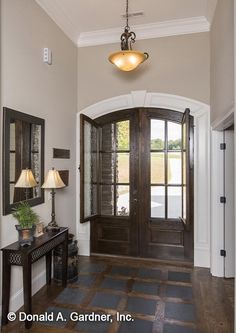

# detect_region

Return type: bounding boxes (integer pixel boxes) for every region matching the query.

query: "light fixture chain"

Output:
[126,0,129,29]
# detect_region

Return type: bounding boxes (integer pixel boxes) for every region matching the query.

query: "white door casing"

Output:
[211,107,234,277]
[224,128,235,278]
[76,91,210,268]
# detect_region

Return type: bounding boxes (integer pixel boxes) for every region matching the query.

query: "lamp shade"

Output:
[108,50,149,72]
[42,169,65,189]
[15,169,37,188]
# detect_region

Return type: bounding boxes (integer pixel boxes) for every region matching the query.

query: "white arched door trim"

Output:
[76,91,210,268]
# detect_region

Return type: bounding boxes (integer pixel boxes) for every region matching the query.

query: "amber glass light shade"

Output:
[108,50,149,71]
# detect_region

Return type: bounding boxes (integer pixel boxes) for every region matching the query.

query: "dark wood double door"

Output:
[80,108,193,261]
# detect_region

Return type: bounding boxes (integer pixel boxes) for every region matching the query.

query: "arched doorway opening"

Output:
[77,92,210,268]
[80,107,193,261]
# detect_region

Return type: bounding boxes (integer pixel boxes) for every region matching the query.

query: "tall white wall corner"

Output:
[194,108,211,268]
[210,130,225,276]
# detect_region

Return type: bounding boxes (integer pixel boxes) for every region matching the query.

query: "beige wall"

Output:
[0,0,77,310]
[77,33,210,111]
[210,0,234,124]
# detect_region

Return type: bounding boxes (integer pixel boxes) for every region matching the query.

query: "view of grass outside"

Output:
[117,151,182,184]
[151,153,181,184]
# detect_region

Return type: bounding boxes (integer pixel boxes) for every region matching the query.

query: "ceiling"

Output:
[35,0,217,47]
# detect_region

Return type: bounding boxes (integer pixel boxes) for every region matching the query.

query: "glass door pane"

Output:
[117,185,130,216]
[101,153,115,183]
[168,152,182,184]
[117,153,130,183]
[168,122,182,150]
[151,186,165,218]
[168,187,182,218]
[151,120,165,150]
[101,185,114,215]
[151,153,165,184]
[116,120,130,150]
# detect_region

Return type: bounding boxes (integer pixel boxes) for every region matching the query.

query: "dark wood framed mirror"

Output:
[2,107,45,215]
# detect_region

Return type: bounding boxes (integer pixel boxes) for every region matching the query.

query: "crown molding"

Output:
[35,0,210,48]
[78,16,210,47]
[211,103,234,130]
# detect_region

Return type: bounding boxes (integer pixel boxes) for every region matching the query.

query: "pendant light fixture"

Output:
[108,0,149,71]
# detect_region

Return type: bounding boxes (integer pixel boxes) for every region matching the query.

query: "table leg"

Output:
[23,256,32,329]
[1,252,11,326]
[46,251,52,285]
[61,232,68,287]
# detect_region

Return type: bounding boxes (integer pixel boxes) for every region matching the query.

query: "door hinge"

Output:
[220,249,226,257]
[220,143,226,150]
[220,196,226,203]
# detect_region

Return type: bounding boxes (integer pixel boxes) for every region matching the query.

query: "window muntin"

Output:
[150,119,185,220]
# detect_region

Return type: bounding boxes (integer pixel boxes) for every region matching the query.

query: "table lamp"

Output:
[15,169,37,200]
[42,168,65,230]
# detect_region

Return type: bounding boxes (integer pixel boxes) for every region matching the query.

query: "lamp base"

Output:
[46,220,60,232]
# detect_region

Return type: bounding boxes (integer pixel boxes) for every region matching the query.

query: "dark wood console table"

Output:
[1,227,68,329]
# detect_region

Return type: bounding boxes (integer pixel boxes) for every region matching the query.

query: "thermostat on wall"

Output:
[43,47,52,65]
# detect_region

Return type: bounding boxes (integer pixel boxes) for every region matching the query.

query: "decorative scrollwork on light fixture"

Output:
[108,0,149,72]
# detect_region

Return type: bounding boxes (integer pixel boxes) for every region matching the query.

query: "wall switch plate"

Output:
[43,48,52,65]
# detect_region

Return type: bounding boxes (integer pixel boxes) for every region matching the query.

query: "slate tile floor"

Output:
[2,256,233,333]
[39,257,201,333]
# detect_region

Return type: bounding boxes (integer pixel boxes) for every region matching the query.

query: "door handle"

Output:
[134,199,138,202]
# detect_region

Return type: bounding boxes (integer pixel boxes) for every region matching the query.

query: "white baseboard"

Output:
[194,246,210,267]
[4,270,46,315]
[78,238,90,256]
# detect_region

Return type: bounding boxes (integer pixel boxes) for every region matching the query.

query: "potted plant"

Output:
[12,202,39,246]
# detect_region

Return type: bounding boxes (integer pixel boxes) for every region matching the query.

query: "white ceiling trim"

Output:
[78,16,210,47]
